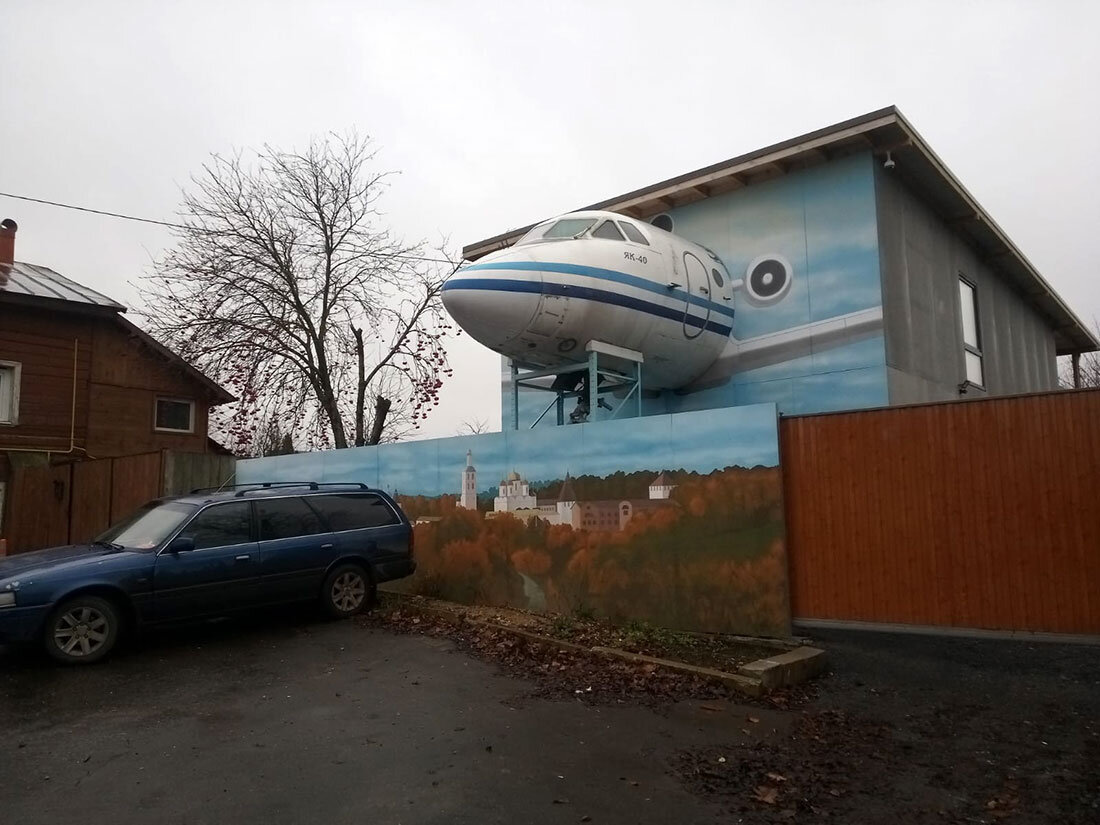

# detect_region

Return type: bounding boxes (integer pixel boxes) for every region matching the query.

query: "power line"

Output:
[0,190,458,265]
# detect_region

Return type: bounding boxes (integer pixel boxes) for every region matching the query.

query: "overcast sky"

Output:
[4,0,1098,438]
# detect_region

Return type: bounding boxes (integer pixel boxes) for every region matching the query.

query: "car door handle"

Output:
[235,554,251,562]
[320,543,334,550]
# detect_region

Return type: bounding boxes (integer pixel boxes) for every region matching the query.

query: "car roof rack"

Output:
[188,481,371,495]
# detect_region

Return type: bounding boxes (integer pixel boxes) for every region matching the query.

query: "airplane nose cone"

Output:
[442,263,542,351]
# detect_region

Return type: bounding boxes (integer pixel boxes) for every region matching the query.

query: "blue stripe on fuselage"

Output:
[442,277,733,337]
[458,260,737,321]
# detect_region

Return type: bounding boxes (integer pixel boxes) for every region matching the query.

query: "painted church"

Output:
[457,450,677,532]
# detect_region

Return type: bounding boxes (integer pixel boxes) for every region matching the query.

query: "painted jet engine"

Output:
[441,210,883,392]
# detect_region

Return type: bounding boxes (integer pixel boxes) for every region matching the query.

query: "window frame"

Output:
[154,396,196,434]
[0,360,22,426]
[305,492,402,533]
[957,276,985,388]
[255,495,326,541]
[166,500,255,552]
[617,221,650,246]
[591,220,625,241]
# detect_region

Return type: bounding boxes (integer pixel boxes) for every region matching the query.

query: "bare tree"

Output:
[456,417,491,435]
[140,134,456,453]
[1058,320,1100,389]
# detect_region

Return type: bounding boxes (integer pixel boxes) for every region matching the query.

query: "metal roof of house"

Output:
[1,261,126,311]
[463,106,1097,355]
[0,259,234,404]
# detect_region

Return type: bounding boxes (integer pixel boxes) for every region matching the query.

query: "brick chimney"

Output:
[0,218,16,287]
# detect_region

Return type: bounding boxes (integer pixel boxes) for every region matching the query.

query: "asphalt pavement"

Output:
[0,613,776,825]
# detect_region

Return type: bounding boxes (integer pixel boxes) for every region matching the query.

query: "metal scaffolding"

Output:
[510,341,644,429]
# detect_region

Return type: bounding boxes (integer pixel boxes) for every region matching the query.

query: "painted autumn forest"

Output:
[391,465,789,636]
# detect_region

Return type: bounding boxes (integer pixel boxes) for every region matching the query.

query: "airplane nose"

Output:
[442,264,543,350]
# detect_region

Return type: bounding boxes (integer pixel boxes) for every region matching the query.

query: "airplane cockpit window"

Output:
[542,218,598,239]
[711,268,725,288]
[516,221,554,245]
[618,222,650,245]
[591,221,625,241]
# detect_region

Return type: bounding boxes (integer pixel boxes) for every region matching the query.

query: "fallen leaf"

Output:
[766,772,787,783]
[748,716,760,724]
[753,786,779,805]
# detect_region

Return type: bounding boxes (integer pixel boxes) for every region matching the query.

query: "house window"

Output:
[958,278,984,387]
[155,397,195,433]
[0,361,20,425]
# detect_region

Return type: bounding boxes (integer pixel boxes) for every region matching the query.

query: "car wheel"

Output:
[45,595,121,665]
[322,564,373,619]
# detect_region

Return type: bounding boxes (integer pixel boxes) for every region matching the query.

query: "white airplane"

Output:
[442,209,882,404]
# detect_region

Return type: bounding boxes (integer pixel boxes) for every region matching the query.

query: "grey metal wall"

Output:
[874,167,1058,404]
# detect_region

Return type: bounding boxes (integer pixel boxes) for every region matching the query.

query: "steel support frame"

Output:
[510,351,643,429]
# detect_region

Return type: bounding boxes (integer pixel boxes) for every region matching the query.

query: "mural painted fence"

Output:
[781,388,1100,635]
[239,404,791,637]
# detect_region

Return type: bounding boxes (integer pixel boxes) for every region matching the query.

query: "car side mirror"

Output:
[167,536,195,554]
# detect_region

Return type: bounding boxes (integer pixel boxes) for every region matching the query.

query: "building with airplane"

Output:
[449,107,1097,426]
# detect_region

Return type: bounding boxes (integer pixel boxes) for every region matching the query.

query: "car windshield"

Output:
[95,501,198,550]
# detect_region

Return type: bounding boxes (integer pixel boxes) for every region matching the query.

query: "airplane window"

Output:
[711,268,725,287]
[516,221,554,245]
[591,221,625,241]
[618,222,650,245]
[543,218,598,239]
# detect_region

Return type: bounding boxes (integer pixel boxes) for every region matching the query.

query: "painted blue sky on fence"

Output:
[239,403,779,499]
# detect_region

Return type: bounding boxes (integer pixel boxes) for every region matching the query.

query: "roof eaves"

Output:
[462,107,902,259]
[889,110,1099,353]
[115,316,236,404]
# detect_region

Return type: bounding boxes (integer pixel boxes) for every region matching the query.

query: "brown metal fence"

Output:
[3,451,235,554]
[780,388,1100,635]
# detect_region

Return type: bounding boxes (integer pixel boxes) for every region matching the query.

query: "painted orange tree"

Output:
[392,466,788,635]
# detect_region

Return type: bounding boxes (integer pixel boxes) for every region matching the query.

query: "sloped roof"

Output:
[2,261,126,310]
[650,472,671,487]
[463,106,1096,355]
[0,259,233,404]
[557,474,577,502]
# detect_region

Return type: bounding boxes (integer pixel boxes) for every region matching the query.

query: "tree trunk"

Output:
[354,327,367,446]
[368,396,391,445]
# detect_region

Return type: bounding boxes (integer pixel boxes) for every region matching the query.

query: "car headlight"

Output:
[0,592,15,608]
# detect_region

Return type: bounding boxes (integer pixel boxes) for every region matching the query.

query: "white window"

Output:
[958,278,984,387]
[155,397,195,433]
[0,361,21,425]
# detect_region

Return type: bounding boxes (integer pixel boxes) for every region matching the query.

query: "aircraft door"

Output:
[681,252,711,339]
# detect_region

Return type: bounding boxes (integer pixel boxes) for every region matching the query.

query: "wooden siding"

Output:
[2,450,236,553]
[0,308,93,449]
[781,389,1100,634]
[0,304,214,458]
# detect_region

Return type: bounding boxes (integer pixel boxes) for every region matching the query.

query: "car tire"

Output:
[321,563,374,619]
[44,595,121,665]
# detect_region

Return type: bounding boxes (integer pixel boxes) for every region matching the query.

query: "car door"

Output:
[152,501,259,621]
[306,493,408,576]
[254,495,335,604]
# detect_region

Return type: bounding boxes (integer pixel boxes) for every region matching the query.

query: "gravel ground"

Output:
[675,627,1100,823]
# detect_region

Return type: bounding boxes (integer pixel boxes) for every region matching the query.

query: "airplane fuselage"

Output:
[442,211,737,390]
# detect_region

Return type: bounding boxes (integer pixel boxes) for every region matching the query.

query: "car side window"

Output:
[256,497,325,541]
[307,494,400,531]
[178,502,253,550]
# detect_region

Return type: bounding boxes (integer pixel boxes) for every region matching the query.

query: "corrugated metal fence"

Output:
[781,388,1100,634]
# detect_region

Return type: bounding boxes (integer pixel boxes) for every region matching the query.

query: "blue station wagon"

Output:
[0,482,415,664]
